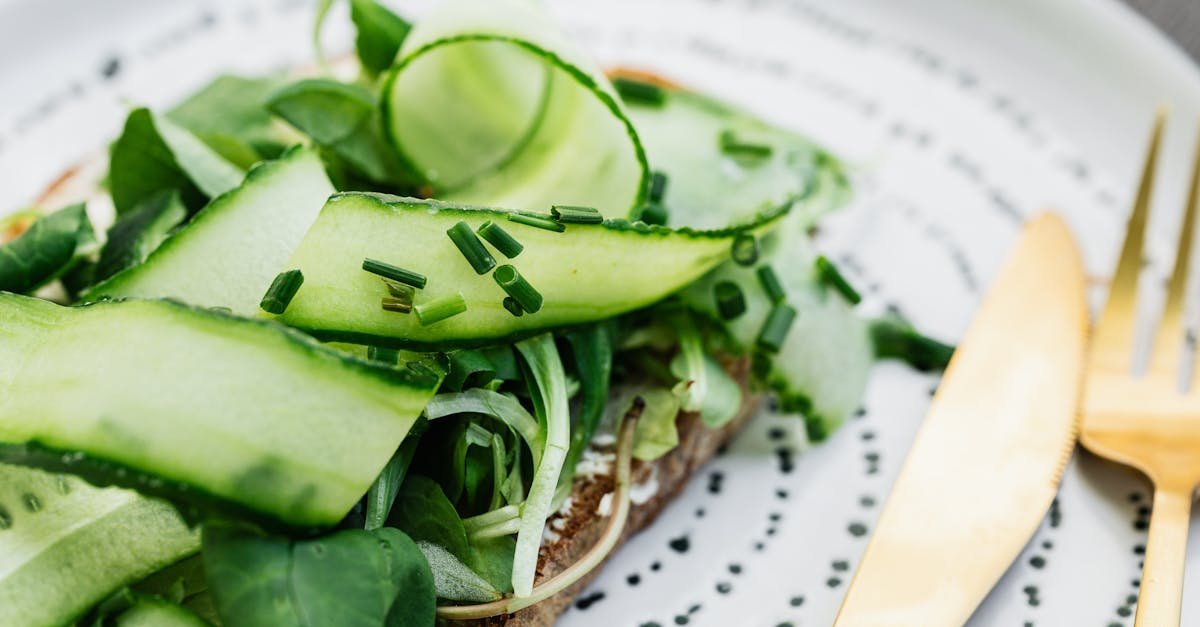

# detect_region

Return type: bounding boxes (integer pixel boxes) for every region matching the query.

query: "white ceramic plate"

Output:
[3,0,1200,625]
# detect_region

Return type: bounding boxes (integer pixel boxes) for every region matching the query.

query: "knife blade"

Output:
[834,213,1087,627]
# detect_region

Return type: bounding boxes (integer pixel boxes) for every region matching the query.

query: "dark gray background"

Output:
[1128,0,1200,61]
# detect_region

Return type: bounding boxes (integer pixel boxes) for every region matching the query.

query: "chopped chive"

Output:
[382,278,414,300]
[415,292,467,326]
[493,265,543,314]
[259,269,304,315]
[757,265,786,303]
[815,255,862,305]
[714,281,746,320]
[613,77,666,107]
[720,129,774,159]
[731,234,758,266]
[368,346,401,365]
[648,171,668,203]
[381,297,413,313]
[362,258,427,289]
[477,221,524,258]
[447,221,497,275]
[502,296,524,317]
[551,205,603,224]
[757,303,797,353]
[636,202,669,226]
[507,212,566,232]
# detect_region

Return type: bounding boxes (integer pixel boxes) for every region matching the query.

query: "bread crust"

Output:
[459,358,759,626]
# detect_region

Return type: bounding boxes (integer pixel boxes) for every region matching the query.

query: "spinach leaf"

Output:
[94,189,187,283]
[202,524,435,627]
[469,535,516,595]
[365,431,421,531]
[414,541,500,602]
[349,0,411,77]
[167,75,293,166]
[387,475,473,565]
[109,108,244,215]
[268,79,412,187]
[389,477,515,600]
[0,203,95,293]
[555,323,614,502]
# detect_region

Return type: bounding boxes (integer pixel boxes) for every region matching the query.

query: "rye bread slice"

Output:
[459,358,759,626]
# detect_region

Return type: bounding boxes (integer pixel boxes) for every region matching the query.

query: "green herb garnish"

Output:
[713,281,746,320]
[756,265,786,303]
[415,292,467,326]
[362,258,427,289]
[613,77,666,107]
[648,171,668,203]
[550,205,603,225]
[719,129,773,159]
[502,296,524,317]
[477,221,524,259]
[447,221,497,274]
[493,265,543,314]
[636,202,669,226]
[757,302,797,353]
[382,296,413,313]
[815,255,862,305]
[731,234,758,266]
[506,212,565,232]
[259,269,304,315]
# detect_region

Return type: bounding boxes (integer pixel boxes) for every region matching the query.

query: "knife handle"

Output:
[1134,484,1193,626]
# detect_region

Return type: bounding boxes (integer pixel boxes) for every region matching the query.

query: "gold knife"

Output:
[834,213,1087,626]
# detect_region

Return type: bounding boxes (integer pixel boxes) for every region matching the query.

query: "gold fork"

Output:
[1081,109,1200,626]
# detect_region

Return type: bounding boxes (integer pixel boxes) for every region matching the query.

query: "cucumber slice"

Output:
[626,87,850,230]
[0,464,197,627]
[87,147,334,314]
[0,293,439,527]
[683,225,873,440]
[276,193,777,349]
[382,0,647,216]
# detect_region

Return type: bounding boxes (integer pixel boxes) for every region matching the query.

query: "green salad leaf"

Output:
[631,388,681,461]
[94,189,187,284]
[268,79,412,187]
[554,323,613,504]
[167,74,293,167]
[109,108,244,214]
[202,524,436,627]
[350,0,412,77]
[365,430,422,531]
[0,203,95,293]
[387,474,474,566]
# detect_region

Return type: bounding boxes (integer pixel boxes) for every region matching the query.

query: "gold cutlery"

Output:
[1081,110,1200,626]
[834,213,1087,626]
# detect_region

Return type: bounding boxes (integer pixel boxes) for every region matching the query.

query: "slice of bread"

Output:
[459,358,759,626]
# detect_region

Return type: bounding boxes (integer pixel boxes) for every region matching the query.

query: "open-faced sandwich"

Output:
[0,0,950,625]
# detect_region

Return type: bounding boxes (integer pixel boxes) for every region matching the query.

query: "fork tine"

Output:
[1151,119,1200,376]
[1092,109,1167,372]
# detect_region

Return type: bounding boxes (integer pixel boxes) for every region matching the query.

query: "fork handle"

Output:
[1135,485,1194,626]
